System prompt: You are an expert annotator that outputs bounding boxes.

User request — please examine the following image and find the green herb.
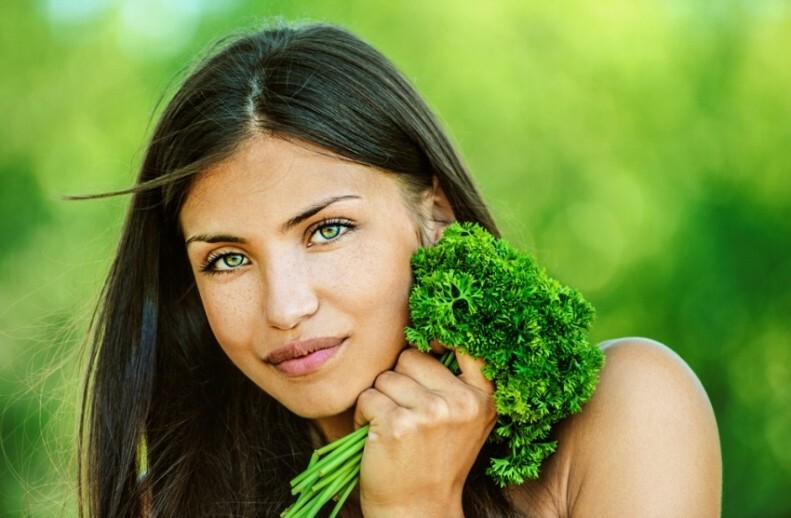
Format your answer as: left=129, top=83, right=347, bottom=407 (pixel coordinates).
left=406, top=221, right=604, bottom=484
left=282, top=222, right=604, bottom=516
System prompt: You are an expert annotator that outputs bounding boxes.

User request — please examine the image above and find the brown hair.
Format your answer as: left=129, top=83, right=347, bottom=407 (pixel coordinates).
left=79, top=21, right=512, bottom=517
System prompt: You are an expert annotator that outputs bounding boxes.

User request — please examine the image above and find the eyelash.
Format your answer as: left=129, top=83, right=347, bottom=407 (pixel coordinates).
left=199, top=218, right=356, bottom=275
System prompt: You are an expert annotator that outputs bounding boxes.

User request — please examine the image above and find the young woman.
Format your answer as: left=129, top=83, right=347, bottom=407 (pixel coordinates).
left=79, top=22, right=722, bottom=517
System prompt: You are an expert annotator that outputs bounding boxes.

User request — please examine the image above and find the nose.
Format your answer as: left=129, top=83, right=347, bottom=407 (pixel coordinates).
left=261, top=253, right=319, bottom=330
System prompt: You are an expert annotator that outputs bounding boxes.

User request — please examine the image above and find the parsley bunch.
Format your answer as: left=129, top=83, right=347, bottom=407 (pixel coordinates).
left=405, top=221, right=604, bottom=485
left=282, top=222, right=603, bottom=516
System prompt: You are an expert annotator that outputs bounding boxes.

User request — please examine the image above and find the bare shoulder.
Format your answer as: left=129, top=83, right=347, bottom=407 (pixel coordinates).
left=510, top=337, right=722, bottom=517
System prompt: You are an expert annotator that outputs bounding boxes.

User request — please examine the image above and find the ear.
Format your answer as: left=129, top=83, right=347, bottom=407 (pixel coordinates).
left=424, top=177, right=456, bottom=244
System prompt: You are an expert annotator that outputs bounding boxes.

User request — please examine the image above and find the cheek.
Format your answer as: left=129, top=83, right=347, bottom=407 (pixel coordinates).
left=331, top=234, right=416, bottom=329
left=197, top=281, right=260, bottom=353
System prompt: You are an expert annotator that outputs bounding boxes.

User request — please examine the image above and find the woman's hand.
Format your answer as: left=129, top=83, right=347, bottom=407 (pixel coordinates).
left=353, top=346, right=496, bottom=517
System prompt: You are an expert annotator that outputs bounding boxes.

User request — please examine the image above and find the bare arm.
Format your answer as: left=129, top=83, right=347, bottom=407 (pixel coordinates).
left=558, top=337, right=722, bottom=516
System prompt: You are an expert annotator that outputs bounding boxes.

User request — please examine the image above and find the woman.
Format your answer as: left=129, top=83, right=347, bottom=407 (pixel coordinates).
left=79, top=22, right=722, bottom=517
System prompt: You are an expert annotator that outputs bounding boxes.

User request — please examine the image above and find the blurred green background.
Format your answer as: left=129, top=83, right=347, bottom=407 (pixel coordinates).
left=1, top=0, right=788, bottom=516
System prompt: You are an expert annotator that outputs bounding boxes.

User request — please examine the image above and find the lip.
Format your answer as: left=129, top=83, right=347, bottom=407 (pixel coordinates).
left=265, top=337, right=346, bottom=376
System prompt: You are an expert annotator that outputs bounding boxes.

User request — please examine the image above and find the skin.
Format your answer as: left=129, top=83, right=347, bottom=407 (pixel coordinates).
left=180, top=135, right=722, bottom=516
left=510, top=338, right=723, bottom=517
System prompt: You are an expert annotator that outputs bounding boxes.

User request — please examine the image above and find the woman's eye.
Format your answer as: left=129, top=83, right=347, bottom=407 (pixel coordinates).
left=204, top=252, right=249, bottom=273
left=310, top=220, right=353, bottom=245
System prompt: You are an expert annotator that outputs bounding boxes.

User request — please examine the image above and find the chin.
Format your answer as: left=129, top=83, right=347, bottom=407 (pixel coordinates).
left=283, top=391, right=358, bottom=421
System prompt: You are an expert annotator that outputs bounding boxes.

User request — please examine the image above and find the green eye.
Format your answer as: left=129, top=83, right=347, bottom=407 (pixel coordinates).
left=218, top=253, right=246, bottom=269
left=311, top=220, right=353, bottom=244
left=200, top=251, right=250, bottom=274
left=319, top=225, right=341, bottom=240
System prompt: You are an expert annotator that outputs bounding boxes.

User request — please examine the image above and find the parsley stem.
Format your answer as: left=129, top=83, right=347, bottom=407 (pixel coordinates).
left=290, top=425, right=367, bottom=491
left=316, top=424, right=369, bottom=456
left=283, top=426, right=368, bottom=517
left=301, top=456, right=361, bottom=517
left=330, top=466, right=362, bottom=518
left=311, top=452, right=362, bottom=493
left=440, top=350, right=459, bottom=372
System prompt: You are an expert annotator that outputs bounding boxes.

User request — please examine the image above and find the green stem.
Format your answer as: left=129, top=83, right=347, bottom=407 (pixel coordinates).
left=316, top=424, right=369, bottom=456
left=290, top=425, right=368, bottom=489
left=301, top=458, right=361, bottom=518
left=440, top=350, right=459, bottom=373
left=329, top=470, right=360, bottom=518
left=315, top=434, right=366, bottom=477
left=283, top=426, right=369, bottom=517
left=311, top=452, right=363, bottom=493
left=328, top=462, right=361, bottom=518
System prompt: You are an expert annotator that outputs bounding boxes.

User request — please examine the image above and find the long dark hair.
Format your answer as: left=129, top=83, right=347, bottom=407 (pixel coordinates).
left=79, top=22, right=512, bottom=517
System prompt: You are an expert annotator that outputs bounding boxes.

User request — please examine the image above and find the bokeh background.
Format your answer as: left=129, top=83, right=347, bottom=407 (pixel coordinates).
left=1, top=0, right=789, bottom=516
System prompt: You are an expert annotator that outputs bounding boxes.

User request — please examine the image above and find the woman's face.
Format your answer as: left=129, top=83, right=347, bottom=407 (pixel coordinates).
left=180, top=135, right=437, bottom=433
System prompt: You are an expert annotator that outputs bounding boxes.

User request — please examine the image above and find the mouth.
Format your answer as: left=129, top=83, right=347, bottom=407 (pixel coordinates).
left=265, top=337, right=346, bottom=376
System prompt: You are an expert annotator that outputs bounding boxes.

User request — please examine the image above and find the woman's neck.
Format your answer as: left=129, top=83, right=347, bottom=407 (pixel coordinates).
left=312, top=408, right=356, bottom=444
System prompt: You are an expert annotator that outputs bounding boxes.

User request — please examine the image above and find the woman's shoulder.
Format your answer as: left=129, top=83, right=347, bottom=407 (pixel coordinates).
left=510, top=337, right=722, bottom=517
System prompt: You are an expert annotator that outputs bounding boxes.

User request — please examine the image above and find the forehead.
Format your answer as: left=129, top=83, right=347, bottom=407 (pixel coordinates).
left=179, top=135, right=412, bottom=229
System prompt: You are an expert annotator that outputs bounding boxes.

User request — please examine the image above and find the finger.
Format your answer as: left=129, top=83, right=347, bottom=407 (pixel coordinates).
left=354, top=387, right=397, bottom=430
left=373, top=370, right=433, bottom=409
left=455, top=350, right=495, bottom=396
left=393, top=348, right=458, bottom=391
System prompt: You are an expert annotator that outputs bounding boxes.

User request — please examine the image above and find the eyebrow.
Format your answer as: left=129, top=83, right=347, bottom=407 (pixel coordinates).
left=184, top=194, right=360, bottom=246
left=185, top=233, right=246, bottom=246
left=283, top=194, right=360, bottom=231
